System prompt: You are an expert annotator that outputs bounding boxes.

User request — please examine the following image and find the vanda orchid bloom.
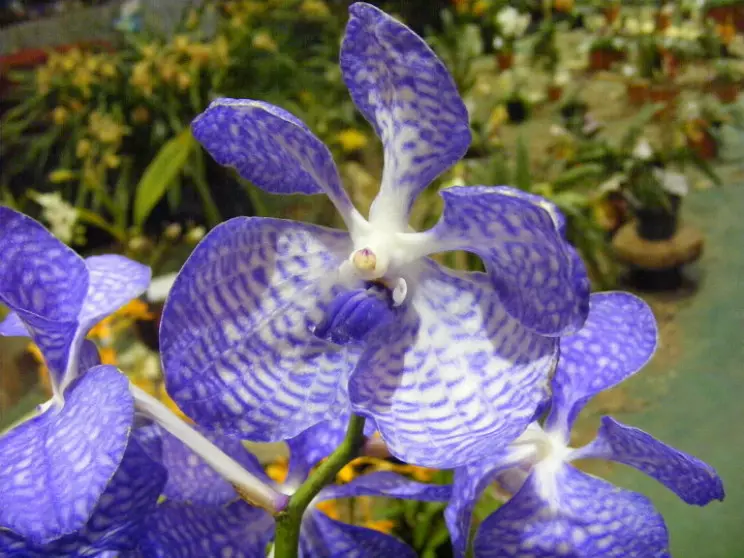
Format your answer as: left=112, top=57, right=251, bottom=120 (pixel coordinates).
left=445, top=293, right=725, bottom=558
left=137, top=416, right=450, bottom=558
left=161, top=2, right=589, bottom=468
left=0, top=208, right=286, bottom=547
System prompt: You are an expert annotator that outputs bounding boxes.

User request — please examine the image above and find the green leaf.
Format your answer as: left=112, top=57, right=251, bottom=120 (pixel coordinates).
left=552, top=163, right=604, bottom=190
left=515, top=134, right=532, bottom=191
left=133, top=128, right=195, bottom=228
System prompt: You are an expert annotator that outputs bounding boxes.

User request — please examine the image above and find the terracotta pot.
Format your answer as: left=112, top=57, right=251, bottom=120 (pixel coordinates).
left=648, top=86, right=680, bottom=120
left=547, top=84, right=563, bottom=102
left=604, top=4, right=621, bottom=25
left=708, top=82, right=740, bottom=103
left=496, top=52, right=514, bottom=71
left=706, top=5, right=744, bottom=32
left=626, top=81, right=649, bottom=105
left=687, top=129, right=718, bottom=161
left=656, top=12, right=671, bottom=31
left=589, top=48, right=624, bottom=71
left=661, top=49, right=680, bottom=79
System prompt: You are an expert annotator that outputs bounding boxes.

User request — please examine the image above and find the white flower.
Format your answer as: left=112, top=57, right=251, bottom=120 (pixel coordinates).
left=641, top=20, right=655, bottom=34
left=598, top=173, right=626, bottom=194
left=654, top=169, right=689, bottom=197
left=622, top=64, right=637, bottom=77
left=34, top=192, right=78, bottom=244
left=633, top=138, right=654, bottom=160
left=554, top=69, right=571, bottom=86
left=625, top=18, right=640, bottom=35
left=497, top=7, right=531, bottom=39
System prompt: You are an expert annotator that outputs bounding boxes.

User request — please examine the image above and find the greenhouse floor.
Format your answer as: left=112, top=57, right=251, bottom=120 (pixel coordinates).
left=578, top=170, right=744, bottom=558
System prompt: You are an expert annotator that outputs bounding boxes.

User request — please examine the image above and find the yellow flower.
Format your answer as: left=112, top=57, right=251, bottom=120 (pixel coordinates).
left=176, top=71, right=192, bottom=91
left=100, top=347, right=118, bottom=365
left=185, top=8, right=199, bottom=30
left=104, top=152, right=121, bottom=169
left=173, top=34, right=191, bottom=53
left=363, top=519, right=396, bottom=534
left=27, top=343, right=52, bottom=395
left=187, top=43, right=212, bottom=65
left=472, top=0, right=488, bottom=16
left=315, top=499, right=341, bottom=520
left=84, top=55, right=100, bottom=73
left=252, top=31, right=278, bottom=52
left=118, top=299, right=154, bottom=321
left=487, top=104, right=508, bottom=132
left=52, top=106, right=68, bottom=126
left=36, top=67, right=52, bottom=95
left=336, top=129, right=368, bottom=152
left=300, top=0, right=330, bottom=17
left=61, top=49, right=82, bottom=72
left=140, top=43, right=159, bottom=61
left=71, top=67, right=94, bottom=97
left=266, top=457, right=289, bottom=484
left=158, top=58, right=178, bottom=83
left=76, top=138, right=92, bottom=158
left=89, top=111, right=129, bottom=145
left=131, top=61, right=154, bottom=96
left=49, top=169, right=76, bottom=183
left=211, top=35, right=230, bottom=66
left=100, top=61, right=116, bottom=78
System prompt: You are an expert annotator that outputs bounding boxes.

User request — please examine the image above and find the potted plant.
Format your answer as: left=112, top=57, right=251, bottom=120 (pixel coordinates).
left=587, top=35, right=626, bottom=71
left=705, top=0, right=744, bottom=32
left=493, top=6, right=531, bottom=70
left=706, top=59, right=743, bottom=103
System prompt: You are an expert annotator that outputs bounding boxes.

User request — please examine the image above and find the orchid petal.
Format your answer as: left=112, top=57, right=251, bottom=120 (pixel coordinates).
left=0, top=365, right=133, bottom=543
left=445, top=451, right=518, bottom=558
left=313, top=287, right=395, bottom=346
left=0, top=312, right=28, bottom=337
left=422, top=186, right=590, bottom=336
left=473, top=465, right=670, bottom=557
left=192, top=99, right=358, bottom=228
left=79, top=255, right=151, bottom=330
left=300, top=509, right=416, bottom=558
left=340, top=3, right=470, bottom=229
left=545, top=292, right=658, bottom=438
left=0, top=207, right=88, bottom=379
left=160, top=217, right=359, bottom=442
left=139, top=501, right=273, bottom=558
left=287, top=415, right=348, bottom=483
left=159, top=425, right=269, bottom=506
left=78, top=339, right=101, bottom=372
left=349, top=262, right=557, bottom=468
left=0, top=436, right=166, bottom=556
left=318, top=471, right=451, bottom=502
left=573, top=417, right=724, bottom=506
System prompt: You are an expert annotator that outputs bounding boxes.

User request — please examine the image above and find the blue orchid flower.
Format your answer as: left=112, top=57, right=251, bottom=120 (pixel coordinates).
left=137, top=417, right=450, bottom=557
left=160, top=2, right=589, bottom=469
left=445, top=292, right=725, bottom=558
left=0, top=207, right=152, bottom=544
left=1, top=427, right=167, bottom=557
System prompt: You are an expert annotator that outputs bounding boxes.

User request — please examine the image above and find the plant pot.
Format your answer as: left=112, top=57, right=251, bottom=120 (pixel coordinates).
left=627, top=267, right=685, bottom=291
left=708, top=81, right=740, bottom=103
left=706, top=5, right=744, bottom=32
left=589, top=48, right=623, bottom=71
left=506, top=99, right=529, bottom=123
left=626, top=81, right=650, bottom=105
left=547, top=84, right=563, bottom=101
left=604, top=4, right=621, bottom=25
left=496, top=52, right=514, bottom=70
left=648, top=85, right=680, bottom=120
left=655, top=12, right=672, bottom=31
left=687, top=129, right=718, bottom=161
left=635, top=195, right=681, bottom=241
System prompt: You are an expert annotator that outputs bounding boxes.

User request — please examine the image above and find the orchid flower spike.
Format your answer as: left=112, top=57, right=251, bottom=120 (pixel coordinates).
left=445, top=292, right=725, bottom=558
left=161, top=2, right=589, bottom=469
left=137, top=416, right=450, bottom=558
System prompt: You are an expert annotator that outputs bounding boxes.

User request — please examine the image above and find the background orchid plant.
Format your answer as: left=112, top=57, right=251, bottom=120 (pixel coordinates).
left=0, top=3, right=724, bottom=558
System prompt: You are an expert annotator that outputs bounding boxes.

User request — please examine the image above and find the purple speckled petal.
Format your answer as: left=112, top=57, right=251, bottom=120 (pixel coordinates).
left=425, top=186, right=590, bottom=336
left=300, top=509, right=416, bottom=558
left=318, top=471, right=451, bottom=502
left=192, top=99, right=356, bottom=222
left=0, top=312, right=28, bottom=337
left=78, top=339, right=101, bottom=372
left=0, top=207, right=88, bottom=379
left=340, top=3, right=471, bottom=229
left=445, top=450, right=519, bottom=558
left=574, top=417, right=724, bottom=506
left=349, top=261, right=557, bottom=468
left=0, top=365, right=133, bottom=543
left=159, top=425, right=269, bottom=506
left=160, top=217, right=359, bottom=442
left=139, top=501, right=273, bottom=558
left=80, top=255, right=151, bottom=330
left=473, top=465, right=670, bottom=558
left=287, top=415, right=348, bottom=483
left=314, top=287, right=395, bottom=346
left=545, top=292, right=658, bottom=438
left=0, top=436, right=166, bottom=556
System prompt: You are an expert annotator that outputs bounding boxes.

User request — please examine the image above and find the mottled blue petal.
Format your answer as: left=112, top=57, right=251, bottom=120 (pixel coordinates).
left=80, top=255, right=151, bottom=330
left=473, top=465, right=670, bottom=557
left=192, top=99, right=356, bottom=221
left=300, top=509, right=416, bottom=558
left=545, top=292, right=658, bottom=438
left=139, top=501, right=273, bottom=558
left=318, top=471, right=451, bottom=502
left=159, top=425, right=269, bottom=506
left=340, top=3, right=470, bottom=229
left=78, top=339, right=101, bottom=372
left=0, top=365, right=133, bottom=543
left=349, top=262, right=557, bottom=468
left=314, top=287, right=395, bottom=346
left=445, top=452, right=518, bottom=558
left=287, top=415, right=348, bottom=483
left=574, top=417, right=724, bottom=506
left=426, top=186, right=590, bottom=336
left=0, top=311, right=28, bottom=337
left=160, top=217, right=359, bottom=442
left=0, top=207, right=88, bottom=378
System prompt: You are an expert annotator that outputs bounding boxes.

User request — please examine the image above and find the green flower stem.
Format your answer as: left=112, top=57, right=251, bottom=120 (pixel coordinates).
left=273, top=414, right=367, bottom=558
